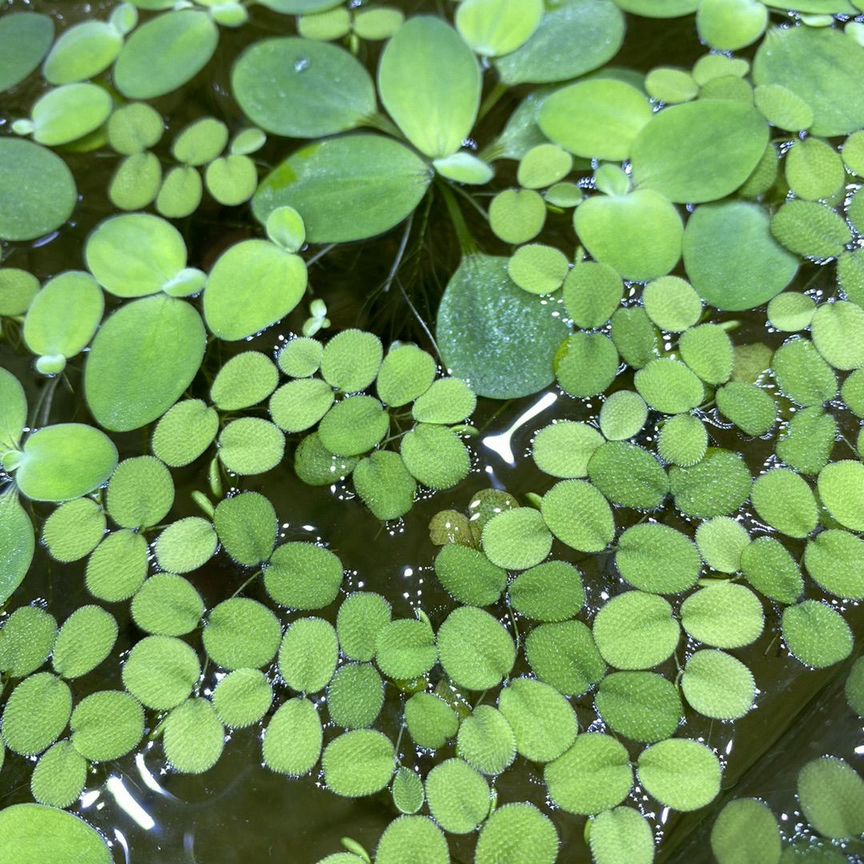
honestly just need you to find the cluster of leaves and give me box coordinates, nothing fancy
[2,0,864,862]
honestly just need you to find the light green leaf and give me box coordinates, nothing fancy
[378,16,480,159]
[631,100,769,203]
[263,697,322,776]
[43,20,122,85]
[563,261,622,330]
[592,591,680,670]
[353,451,417,521]
[70,690,144,762]
[589,807,655,864]
[804,530,864,600]
[587,441,669,510]
[212,668,273,729]
[599,391,648,441]
[392,766,425,814]
[681,650,755,720]
[2,672,72,756]
[532,421,604,479]
[782,600,852,669]
[681,583,763,648]
[400,423,470,490]
[107,102,163,156]
[0,139,77,242]
[278,336,322,378]
[106,456,173,530]
[269,378,334,433]
[575,190,683,282]
[85,214,187,299]
[85,529,147,602]
[26,83,112,147]
[642,276,702,333]
[683,201,798,311]
[669,449,752,518]
[438,606,515,690]
[376,816,449,864]
[131,573,205,636]
[811,301,864,371]
[218,417,285,475]
[121,635,200,710]
[232,37,375,137]
[30,740,87,809]
[0,804,111,864]
[482,507,552,570]
[0,13,54,93]
[151,399,218,467]
[437,255,569,399]
[322,329,383,392]
[15,424,117,503]
[279,617,338,692]
[253,134,432,244]
[214,492,277,567]
[456,705,516,776]
[0,493,34,606]
[751,469,817,538]
[375,617,436,680]
[635,358,704,415]
[817,460,864,531]
[711,799,781,864]
[595,671,682,743]
[455,0,542,56]
[495,0,625,85]
[525,620,606,696]
[540,79,651,161]
[163,697,224,774]
[322,729,395,797]
[509,560,584,621]
[411,378,476,425]
[0,605,56,678]
[52,606,117,680]
[211,352,279,413]
[556,331,619,398]
[545,733,632,815]
[155,516,217,573]
[541,479,615,552]
[0,268,39,317]
[404,692,458,749]
[23,272,103,364]
[426,758,491,833]
[498,677,577,763]
[433,543,506,607]
[798,757,864,839]
[741,536,803,604]
[637,739,722,811]
[203,598,281,671]
[475,803,559,864]
[156,165,203,218]
[265,541,343,610]
[753,26,864,137]
[204,240,306,341]
[114,10,219,99]
[85,295,206,432]
[615,523,700,594]
[327,662,384,729]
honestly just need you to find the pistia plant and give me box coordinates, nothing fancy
[2,0,864,863]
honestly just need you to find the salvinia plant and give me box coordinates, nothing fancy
[1,0,864,863]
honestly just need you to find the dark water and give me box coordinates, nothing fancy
[1,1,863,862]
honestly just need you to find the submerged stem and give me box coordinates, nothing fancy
[438,181,478,257]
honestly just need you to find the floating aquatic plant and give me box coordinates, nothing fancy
[2,0,864,861]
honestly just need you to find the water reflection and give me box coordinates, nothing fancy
[107,776,156,831]
[482,391,558,464]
